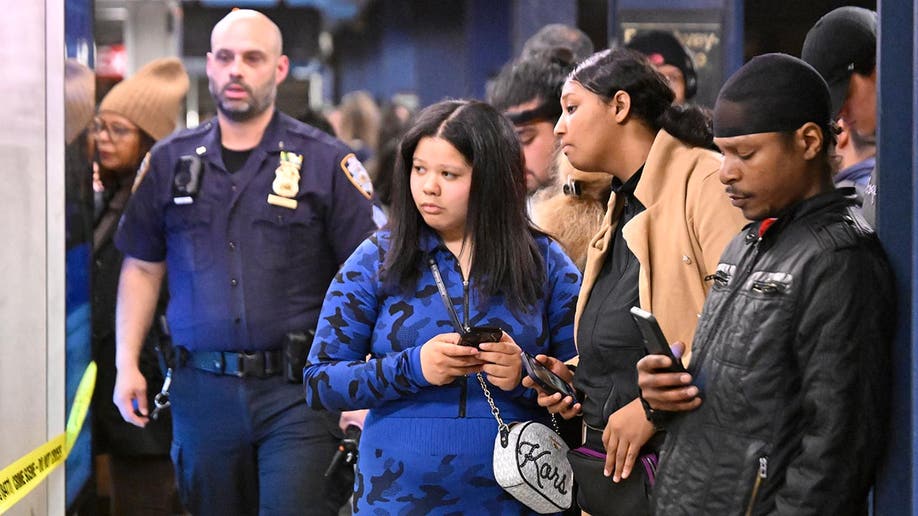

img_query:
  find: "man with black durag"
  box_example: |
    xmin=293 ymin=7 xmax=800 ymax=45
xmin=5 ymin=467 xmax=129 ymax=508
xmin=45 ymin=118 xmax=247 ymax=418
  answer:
xmin=636 ymin=53 xmax=893 ymax=515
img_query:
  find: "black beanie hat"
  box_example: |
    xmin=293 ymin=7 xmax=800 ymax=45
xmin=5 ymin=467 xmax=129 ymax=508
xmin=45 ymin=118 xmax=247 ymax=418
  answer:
xmin=625 ymin=30 xmax=697 ymax=99
xmin=713 ymin=53 xmax=832 ymax=138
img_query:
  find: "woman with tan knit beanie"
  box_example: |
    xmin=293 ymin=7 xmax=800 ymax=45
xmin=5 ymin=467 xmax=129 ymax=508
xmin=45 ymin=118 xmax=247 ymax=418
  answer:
xmin=93 ymin=57 xmax=189 ymax=190
xmin=90 ymin=56 xmax=189 ymax=516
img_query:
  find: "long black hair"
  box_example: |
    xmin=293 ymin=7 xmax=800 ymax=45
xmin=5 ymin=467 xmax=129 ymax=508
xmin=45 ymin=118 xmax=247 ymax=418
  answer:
xmin=383 ymin=100 xmax=544 ymax=312
xmin=570 ymin=48 xmax=713 ymax=148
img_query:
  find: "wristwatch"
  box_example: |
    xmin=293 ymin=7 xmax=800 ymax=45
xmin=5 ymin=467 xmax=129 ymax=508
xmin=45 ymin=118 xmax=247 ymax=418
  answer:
xmin=640 ymin=394 xmax=671 ymax=431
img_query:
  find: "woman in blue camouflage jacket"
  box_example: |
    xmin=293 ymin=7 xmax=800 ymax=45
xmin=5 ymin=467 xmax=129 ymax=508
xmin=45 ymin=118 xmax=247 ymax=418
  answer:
xmin=304 ymin=99 xmax=581 ymax=514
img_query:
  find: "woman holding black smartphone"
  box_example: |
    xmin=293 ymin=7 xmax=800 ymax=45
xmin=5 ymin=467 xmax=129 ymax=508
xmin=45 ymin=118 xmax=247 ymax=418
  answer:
xmin=304 ymin=100 xmax=581 ymax=514
xmin=523 ymin=48 xmax=746 ymax=516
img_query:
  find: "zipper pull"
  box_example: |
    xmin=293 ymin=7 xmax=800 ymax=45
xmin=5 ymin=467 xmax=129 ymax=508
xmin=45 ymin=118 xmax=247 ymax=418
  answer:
xmin=705 ymin=270 xmax=730 ymax=287
xmin=745 ymin=456 xmax=768 ymax=516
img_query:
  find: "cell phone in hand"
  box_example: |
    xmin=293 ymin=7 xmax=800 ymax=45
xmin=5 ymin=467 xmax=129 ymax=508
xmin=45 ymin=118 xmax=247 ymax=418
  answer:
xmin=458 ymin=326 xmax=503 ymax=349
xmin=521 ymin=351 xmax=577 ymax=399
xmin=630 ymin=307 xmax=687 ymax=373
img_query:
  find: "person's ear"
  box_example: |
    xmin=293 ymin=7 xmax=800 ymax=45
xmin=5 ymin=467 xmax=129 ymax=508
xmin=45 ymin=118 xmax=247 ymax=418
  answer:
xmin=611 ymin=90 xmax=631 ymax=124
xmin=798 ymin=122 xmax=824 ymax=160
xmin=835 ymin=120 xmax=850 ymax=151
xmin=276 ymin=54 xmax=290 ymax=84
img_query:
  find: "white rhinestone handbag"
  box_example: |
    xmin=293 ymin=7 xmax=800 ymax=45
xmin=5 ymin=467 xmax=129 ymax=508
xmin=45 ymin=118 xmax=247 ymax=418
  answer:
xmin=478 ymin=374 xmax=574 ymax=513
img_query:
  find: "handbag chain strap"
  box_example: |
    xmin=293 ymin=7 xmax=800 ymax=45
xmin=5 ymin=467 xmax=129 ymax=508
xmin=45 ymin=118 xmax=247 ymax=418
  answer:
xmin=476 ymin=371 xmax=512 ymax=444
xmin=427 ymin=256 xmax=559 ymax=448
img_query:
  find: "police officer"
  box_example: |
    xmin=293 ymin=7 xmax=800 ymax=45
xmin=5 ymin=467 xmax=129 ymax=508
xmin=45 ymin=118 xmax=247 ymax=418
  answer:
xmin=112 ymin=10 xmax=378 ymax=515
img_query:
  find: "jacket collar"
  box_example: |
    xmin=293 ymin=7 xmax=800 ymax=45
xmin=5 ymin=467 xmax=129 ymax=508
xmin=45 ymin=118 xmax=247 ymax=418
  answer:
xmin=834 ymin=157 xmax=875 ymax=186
xmin=613 ymin=166 xmax=643 ymax=197
xmin=746 ymin=187 xmax=857 ymax=242
xmin=633 ymin=129 xmax=717 ymax=208
xmin=419 ymin=226 xmax=448 ymax=255
xmin=197 ymin=110 xmax=285 ymax=169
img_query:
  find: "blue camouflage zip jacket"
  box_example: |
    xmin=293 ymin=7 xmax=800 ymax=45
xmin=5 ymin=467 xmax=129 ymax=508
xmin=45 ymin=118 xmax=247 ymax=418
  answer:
xmin=304 ymin=228 xmax=580 ymax=515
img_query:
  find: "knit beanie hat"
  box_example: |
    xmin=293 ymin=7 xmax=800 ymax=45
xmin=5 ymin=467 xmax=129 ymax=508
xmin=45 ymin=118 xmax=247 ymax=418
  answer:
xmin=99 ymin=57 xmax=189 ymax=141
xmin=626 ymin=30 xmax=697 ymax=99
xmin=713 ymin=53 xmax=831 ymax=138
xmin=65 ymin=59 xmax=95 ymax=145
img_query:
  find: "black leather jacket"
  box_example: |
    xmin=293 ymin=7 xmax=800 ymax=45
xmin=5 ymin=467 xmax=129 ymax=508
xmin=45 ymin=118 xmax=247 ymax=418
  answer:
xmin=653 ymin=189 xmax=893 ymax=515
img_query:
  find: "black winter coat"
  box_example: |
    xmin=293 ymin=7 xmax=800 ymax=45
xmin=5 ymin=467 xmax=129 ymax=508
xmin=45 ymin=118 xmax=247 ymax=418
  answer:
xmin=653 ymin=189 xmax=894 ymax=515
xmin=92 ymin=183 xmax=172 ymax=457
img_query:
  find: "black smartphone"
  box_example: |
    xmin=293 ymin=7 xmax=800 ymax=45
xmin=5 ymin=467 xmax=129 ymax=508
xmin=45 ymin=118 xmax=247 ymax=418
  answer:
xmin=521 ymin=351 xmax=577 ymax=399
xmin=458 ymin=326 xmax=503 ymax=349
xmin=630 ymin=307 xmax=687 ymax=373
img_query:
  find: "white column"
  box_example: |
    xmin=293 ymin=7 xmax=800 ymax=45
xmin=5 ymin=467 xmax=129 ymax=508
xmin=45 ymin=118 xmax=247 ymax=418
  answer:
xmin=0 ymin=0 xmax=66 ymax=514
xmin=124 ymin=0 xmax=181 ymax=73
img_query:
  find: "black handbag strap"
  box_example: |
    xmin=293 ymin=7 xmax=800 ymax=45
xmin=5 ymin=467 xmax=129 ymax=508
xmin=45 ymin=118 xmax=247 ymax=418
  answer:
xmin=427 ymin=257 xmax=467 ymax=334
xmin=93 ymin=186 xmax=132 ymax=250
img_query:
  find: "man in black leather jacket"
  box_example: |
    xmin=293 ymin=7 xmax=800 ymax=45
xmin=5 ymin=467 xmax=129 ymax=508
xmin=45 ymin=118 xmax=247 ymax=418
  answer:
xmin=637 ymin=54 xmax=894 ymax=515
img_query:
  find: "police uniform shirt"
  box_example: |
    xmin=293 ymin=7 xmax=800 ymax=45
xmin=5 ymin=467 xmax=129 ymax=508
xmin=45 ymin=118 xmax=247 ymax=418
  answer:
xmin=115 ymin=111 xmax=378 ymax=352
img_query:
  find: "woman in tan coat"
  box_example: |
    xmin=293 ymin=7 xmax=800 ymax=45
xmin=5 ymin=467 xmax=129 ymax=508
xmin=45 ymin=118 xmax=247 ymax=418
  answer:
xmin=524 ymin=48 xmax=747 ymax=515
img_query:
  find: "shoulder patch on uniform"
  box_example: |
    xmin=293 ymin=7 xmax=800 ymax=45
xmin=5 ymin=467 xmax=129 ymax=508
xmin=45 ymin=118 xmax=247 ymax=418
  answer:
xmin=131 ymin=152 xmax=152 ymax=193
xmin=340 ymin=153 xmax=373 ymax=200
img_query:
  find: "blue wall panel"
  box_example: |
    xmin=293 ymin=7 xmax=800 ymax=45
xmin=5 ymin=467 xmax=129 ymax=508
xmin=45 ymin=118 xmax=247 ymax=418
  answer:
xmin=65 ymin=0 xmax=94 ymax=509
xmin=512 ymin=0 xmax=577 ymax=55
xmin=466 ymin=0 xmax=512 ymax=100
xmin=875 ymin=0 xmax=917 ymax=513
xmin=616 ymin=0 xmax=723 ymax=8
xmin=332 ymin=0 xmax=577 ymax=109
xmin=410 ymin=1 xmax=466 ymax=106
xmin=378 ymin=1 xmax=417 ymax=100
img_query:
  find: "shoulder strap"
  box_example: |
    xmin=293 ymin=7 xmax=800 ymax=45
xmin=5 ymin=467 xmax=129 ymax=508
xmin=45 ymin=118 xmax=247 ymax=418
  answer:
xmin=93 ymin=187 xmax=132 ymax=250
xmin=428 ymin=257 xmax=465 ymax=333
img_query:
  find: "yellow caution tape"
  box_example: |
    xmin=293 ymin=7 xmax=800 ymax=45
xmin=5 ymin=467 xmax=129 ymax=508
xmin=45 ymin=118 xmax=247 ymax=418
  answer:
xmin=0 ymin=362 xmax=96 ymax=514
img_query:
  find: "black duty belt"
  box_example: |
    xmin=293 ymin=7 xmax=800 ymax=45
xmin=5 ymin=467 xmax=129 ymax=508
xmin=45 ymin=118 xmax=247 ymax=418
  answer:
xmin=182 ymin=349 xmax=283 ymax=378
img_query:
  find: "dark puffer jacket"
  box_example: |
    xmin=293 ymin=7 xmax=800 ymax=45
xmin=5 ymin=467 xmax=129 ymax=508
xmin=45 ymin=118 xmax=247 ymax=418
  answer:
xmin=653 ymin=189 xmax=893 ymax=515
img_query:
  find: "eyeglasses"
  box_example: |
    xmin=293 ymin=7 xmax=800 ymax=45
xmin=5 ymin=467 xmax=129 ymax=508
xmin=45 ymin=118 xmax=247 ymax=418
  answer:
xmin=90 ymin=118 xmax=138 ymax=140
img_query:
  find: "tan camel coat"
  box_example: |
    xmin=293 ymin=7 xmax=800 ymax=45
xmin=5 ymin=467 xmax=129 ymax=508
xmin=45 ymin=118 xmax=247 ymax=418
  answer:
xmin=575 ymin=130 xmax=748 ymax=364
